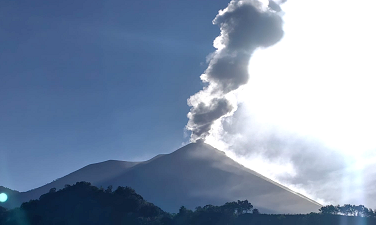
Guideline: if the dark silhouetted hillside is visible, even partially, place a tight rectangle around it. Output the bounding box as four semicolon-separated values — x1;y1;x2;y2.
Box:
1;182;375;225
0;182;170;225
0;143;321;214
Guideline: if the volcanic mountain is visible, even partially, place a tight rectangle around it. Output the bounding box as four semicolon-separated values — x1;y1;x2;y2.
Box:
0;142;321;213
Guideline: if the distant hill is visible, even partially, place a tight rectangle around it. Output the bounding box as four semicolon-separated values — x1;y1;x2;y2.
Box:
0;142;321;213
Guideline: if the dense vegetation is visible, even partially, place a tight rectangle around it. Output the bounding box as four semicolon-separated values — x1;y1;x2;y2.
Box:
0;182;169;225
319;204;376;216
1;182;376;225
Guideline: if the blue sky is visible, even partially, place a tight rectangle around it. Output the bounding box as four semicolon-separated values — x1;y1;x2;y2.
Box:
0;0;230;191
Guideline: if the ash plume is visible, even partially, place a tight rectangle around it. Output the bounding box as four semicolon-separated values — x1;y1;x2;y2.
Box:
187;0;286;141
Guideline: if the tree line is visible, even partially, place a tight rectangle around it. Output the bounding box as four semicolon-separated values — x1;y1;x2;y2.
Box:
319;204;376;217
0;182;376;225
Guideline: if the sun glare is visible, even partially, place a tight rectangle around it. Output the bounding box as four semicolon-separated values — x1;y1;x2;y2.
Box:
241;0;376;157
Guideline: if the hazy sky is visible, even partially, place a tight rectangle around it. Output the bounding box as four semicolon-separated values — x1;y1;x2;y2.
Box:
0;0;231;191
1;0;376;209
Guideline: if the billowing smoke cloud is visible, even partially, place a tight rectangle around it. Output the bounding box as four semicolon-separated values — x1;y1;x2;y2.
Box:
268;1;282;12
187;0;285;141
200;0;376;208
206;105;376;207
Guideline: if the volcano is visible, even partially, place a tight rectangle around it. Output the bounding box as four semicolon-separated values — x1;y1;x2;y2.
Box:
0;142;321;213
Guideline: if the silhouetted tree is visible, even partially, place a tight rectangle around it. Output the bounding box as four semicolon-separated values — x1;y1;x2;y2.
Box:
339;204;355;216
354;205;366;217
319;204;376;219
319;205;339;215
367;208;375;217
236;200;253;215
105;185;113;193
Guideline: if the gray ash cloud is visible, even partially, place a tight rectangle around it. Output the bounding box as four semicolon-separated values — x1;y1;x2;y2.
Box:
186;0;286;141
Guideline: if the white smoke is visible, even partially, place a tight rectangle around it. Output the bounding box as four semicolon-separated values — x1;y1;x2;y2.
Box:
200;0;376;208
186;0;285;141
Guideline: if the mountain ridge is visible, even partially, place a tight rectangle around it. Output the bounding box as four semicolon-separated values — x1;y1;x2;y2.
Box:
0;142;321;213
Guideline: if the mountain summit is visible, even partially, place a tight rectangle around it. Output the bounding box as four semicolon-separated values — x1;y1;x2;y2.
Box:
1;143;321;213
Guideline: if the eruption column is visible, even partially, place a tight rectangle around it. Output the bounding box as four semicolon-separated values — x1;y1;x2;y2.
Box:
187;0;285;141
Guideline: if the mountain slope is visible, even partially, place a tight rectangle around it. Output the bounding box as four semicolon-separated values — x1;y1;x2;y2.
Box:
1;143;321;213
1;160;140;209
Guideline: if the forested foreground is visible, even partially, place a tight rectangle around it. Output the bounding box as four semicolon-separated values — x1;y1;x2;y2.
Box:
1;182;376;225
